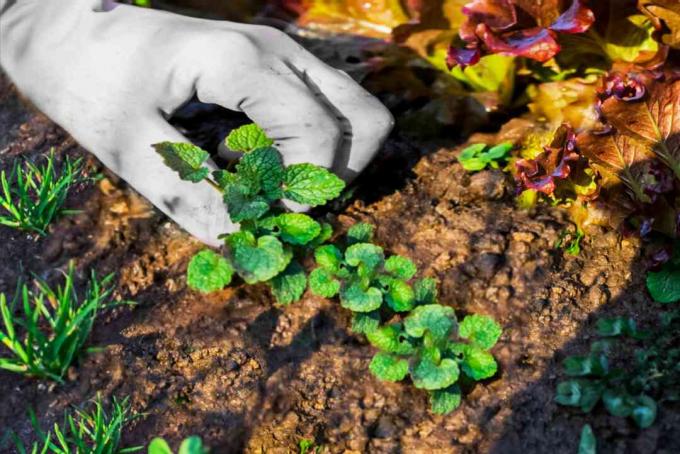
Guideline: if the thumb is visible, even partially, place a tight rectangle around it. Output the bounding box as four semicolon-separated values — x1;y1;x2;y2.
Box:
101;115;234;247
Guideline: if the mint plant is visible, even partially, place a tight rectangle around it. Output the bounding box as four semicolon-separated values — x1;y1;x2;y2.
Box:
0;150;87;235
308;223;502;414
555;312;680;429
148;436;207;454
154;124;344;305
457;142;512;172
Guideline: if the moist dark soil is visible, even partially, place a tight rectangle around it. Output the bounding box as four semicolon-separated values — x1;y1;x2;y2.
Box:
0;63;678;454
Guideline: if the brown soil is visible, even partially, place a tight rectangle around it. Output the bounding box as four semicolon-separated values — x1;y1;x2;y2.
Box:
0;58;678;454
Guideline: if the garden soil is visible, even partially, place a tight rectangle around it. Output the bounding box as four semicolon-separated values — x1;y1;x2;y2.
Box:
0;59;678;454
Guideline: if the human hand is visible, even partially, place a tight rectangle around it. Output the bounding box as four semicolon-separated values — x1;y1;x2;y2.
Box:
0;0;393;246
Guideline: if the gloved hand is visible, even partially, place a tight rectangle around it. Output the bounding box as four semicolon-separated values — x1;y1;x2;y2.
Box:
0;0;393;246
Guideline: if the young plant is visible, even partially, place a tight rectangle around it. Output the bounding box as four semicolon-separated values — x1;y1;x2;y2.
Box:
0;264;123;382
14;395;141;454
647;241;680;303
148;436;207;454
555;312;680;428
308;223;503;414
154;124;344;305
457;142;512;172
0;150;86;235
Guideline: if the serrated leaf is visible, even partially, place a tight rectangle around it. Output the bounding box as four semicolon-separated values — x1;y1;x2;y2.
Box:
365;323;415;355
212;169;238;189
186;249;234;293
369;352;409;382
230;235;291;284
274;213;321;246
308;268;340;298
410;356;459;390
404;304;456;341
347;222;375;244
414;277;438;305
384;255;417;280
458;314;502;350
340;283;383;313
226;123;273;153
429;385;462;415
223;183;270;222
345;243;384;272
236;147;284;196
153;142;210;182
385;279;415;312
268;261;307;305
351;311;380;334
314;244;343;272
450;343;498;380
283;163;345;206
308;222;333;248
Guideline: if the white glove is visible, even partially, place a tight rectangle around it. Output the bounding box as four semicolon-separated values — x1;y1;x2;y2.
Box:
0;0;393;246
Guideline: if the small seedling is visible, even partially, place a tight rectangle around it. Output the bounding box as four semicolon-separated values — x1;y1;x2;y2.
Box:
0;263;125;382
578;424;596;454
646;241;680;303
13;395;141;454
309;223;503;414
0;150;86;235
154;124;344;305
148;436;207;454
457;142;512;172
555;312;679;429
555;228;584;256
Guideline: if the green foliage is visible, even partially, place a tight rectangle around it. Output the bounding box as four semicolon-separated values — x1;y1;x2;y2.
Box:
15;395;141;454
0;150;86;235
555;311;679;429
555;228;585;256
457;142;512;172
156;124;345;305
226;124;273;153
308;223;503;414
578;424;596;454
148;436;207;454
646;243;680;303
0;264;126;382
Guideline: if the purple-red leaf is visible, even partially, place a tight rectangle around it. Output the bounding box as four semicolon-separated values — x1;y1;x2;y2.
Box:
446;46;482;69
477;25;560;62
549;0;595;33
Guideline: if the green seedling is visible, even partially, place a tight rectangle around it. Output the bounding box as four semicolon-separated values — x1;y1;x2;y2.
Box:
0;150;86;235
457;142;513;172
646;241;680;303
14;395;141;454
308;223;503;414
0;263;126;382
555;228;584;256
555;312;680;429
578;424;596;454
298;439;320;454
154;124;344;305
148;436;207;454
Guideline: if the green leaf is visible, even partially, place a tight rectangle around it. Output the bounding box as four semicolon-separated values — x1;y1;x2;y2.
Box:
351;311;380;334
153;142;210;182
274;213;321;246
283;163;345;206
450;343;498;380
186;250;234;293
410;356;459;390
563;354;608;377
555;380;603;412
347;222;375;244
308;222;333;248
631;395;657;428
429;385;462;415
457;142;512;171
148;438;173;454
226;124;274;153
404;304;456;341
603;15;659;63
369;352;409;382
414;277;438;305
340;283;383;313
345;243;384;273
235;146;285;197
602;389;634;417
647;261;680;303
268;261;307;305
458;314;502;350
212;169;238;189
449;54;515;103
385;279;415;312
308;268;340;298
314;244;343;272
223;183;270;222
179;436;207;454
230;235;291;284
578;425;596;454
365;324;415;355
384;255;417;280
596;317;637;337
